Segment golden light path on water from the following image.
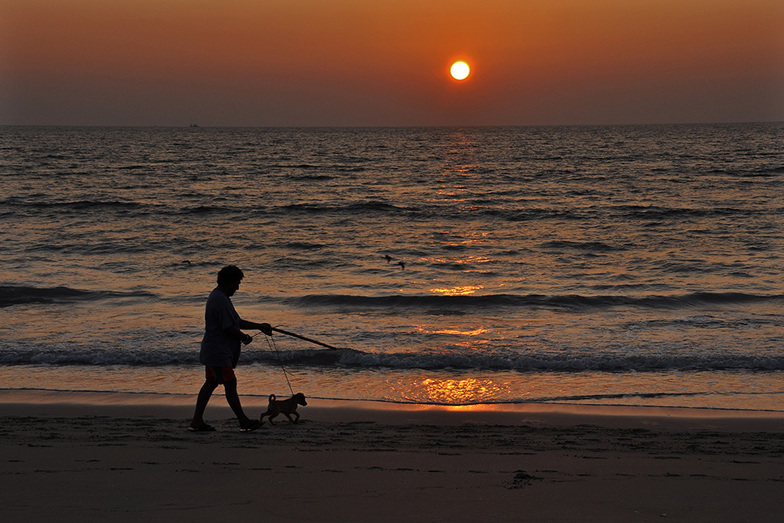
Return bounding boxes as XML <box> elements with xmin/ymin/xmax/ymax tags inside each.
<box><xmin>419</xmin><ymin>377</ymin><xmax>502</xmax><ymax>404</ymax></box>
<box><xmin>429</xmin><ymin>285</ymin><xmax>484</xmax><ymax>296</ymax></box>
<box><xmin>430</xmin><ymin>328</ymin><xmax>488</xmax><ymax>336</ymax></box>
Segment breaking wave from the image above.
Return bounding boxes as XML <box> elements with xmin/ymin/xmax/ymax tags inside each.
<box><xmin>285</xmin><ymin>292</ymin><xmax>784</xmax><ymax>312</ymax></box>
<box><xmin>2</xmin><ymin>344</ymin><xmax>783</xmax><ymax>372</ymax></box>
<box><xmin>0</xmin><ymin>285</ymin><xmax>156</xmax><ymax>307</ymax></box>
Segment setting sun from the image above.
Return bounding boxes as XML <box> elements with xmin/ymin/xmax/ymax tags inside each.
<box><xmin>450</xmin><ymin>61</ymin><xmax>470</xmax><ymax>81</ymax></box>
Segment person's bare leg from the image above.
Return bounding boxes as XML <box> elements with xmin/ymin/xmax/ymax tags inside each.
<box><xmin>224</xmin><ymin>380</ymin><xmax>259</xmax><ymax>430</ymax></box>
<box><xmin>191</xmin><ymin>379</ymin><xmax>218</xmax><ymax>429</ymax></box>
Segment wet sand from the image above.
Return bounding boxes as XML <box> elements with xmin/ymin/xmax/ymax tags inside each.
<box><xmin>1</xmin><ymin>391</ymin><xmax>783</xmax><ymax>522</ymax></box>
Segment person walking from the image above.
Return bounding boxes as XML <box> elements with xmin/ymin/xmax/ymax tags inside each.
<box><xmin>190</xmin><ymin>265</ymin><xmax>272</xmax><ymax>432</ymax></box>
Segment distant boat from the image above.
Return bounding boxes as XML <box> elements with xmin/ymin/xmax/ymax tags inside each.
<box><xmin>190</xmin><ymin>124</ymin><xmax>199</xmax><ymax>128</ymax></box>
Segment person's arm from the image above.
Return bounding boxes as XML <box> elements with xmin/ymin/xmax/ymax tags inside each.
<box><xmin>239</xmin><ymin>320</ymin><xmax>272</xmax><ymax>335</ymax></box>
<box><xmin>224</xmin><ymin>325</ymin><xmax>253</xmax><ymax>345</ymax></box>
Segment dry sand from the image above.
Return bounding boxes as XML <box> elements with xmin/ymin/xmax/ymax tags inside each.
<box><xmin>1</xmin><ymin>391</ymin><xmax>783</xmax><ymax>522</ymax></box>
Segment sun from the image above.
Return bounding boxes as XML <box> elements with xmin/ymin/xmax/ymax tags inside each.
<box><xmin>450</xmin><ymin>61</ymin><xmax>470</xmax><ymax>81</ymax></box>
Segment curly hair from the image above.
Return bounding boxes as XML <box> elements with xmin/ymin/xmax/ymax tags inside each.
<box><xmin>217</xmin><ymin>265</ymin><xmax>244</xmax><ymax>285</ymax></box>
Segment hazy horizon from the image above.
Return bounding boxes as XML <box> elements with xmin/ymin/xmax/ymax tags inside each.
<box><xmin>2</xmin><ymin>1</ymin><xmax>783</xmax><ymax>127</ymax></box>
<box><xmin>2</xmin><ymin>120</ymin><xmax>783</xmax><ymax>130</ymax></box>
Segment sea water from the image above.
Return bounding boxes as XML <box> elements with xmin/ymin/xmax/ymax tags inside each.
<box><xmin>1</xmin><ymin>124</ymin><xmax>783</xmax><ymax>411</ymax></box>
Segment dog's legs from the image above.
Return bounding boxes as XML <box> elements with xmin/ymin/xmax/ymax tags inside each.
<box><xmin>281</xmin><ymin>412</ymin><xmax>300</xmax><ymax>423</ymax></box>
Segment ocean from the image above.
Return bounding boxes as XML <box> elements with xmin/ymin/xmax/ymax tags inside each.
<box><xmin>1</xmin><ymin>124</ymin><xmax>783</xmax><ymax>411</ymax></box>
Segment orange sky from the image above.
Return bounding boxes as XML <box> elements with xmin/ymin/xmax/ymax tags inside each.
<box><xmin>1</xmin><ymin>0</ymin><xmax>782</xmax><ymax>126</ymax></box>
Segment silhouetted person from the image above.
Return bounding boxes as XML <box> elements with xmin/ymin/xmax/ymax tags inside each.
<box><xmin>190</xmin><ymin>265</ymin><xmax>272</xmax><ymax>432</ymax></box>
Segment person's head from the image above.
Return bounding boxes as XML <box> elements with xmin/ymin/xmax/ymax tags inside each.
<box><xmin>217</xmin><ymin>265</ymin><xmax>244</xmax><ymax>296</ymax></box>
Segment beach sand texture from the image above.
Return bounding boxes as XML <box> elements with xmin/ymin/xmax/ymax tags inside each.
<box><xmin>2</xmin><ymin>398</ymin><xmax>783</xmax><ymax>522</ymax></box>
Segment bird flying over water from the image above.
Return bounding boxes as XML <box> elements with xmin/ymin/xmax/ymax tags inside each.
<box><xmin>383</xmin><ymin>254</ymin><xmax>404</xmax><ymax>270</ymax></box>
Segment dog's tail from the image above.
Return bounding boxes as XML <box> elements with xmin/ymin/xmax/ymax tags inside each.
<box><xmin>268</xmin><ymin>394</ymin><xmax>276</xmax><ymax>402</ymax></box>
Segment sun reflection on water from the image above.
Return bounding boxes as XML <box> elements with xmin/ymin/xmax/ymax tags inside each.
<box><xmin>427</xmin><ymin>255</ymin><xmax>492</xmax><ymax>265</ymax></box>
<box><xmin>431</xmin><ymin>327</ymin><xmax>488</xmax><ymax>336</ymax></box>
<box><xmin>429</xmin><ymin>284</ymin><xmax>483</xmax><ymax>296</ymax></box>
<box><xmin>417</xmin><ymin>377</ymin><xmax>503</xmax><ymax>405</ymax></box>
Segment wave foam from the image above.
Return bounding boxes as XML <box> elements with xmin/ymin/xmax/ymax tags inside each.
<box><xmin>0</xmin><ymin>285</ymin><xmax>156</xmax><ymax>307</ymax></box>
<box><xmin>285</xmin><ymin>291</ymin><xmax>784</xmax><ymax>312</ymax></box>
<box><xmin>2</xmin><ymin>344</ymin><xmax>783</xmax><ymax>372</ymax></box>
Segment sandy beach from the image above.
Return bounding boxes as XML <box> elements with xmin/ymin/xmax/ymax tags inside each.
<box><xmin>0</xmin><ymin>391</ymin><xmax>782</xmax><ymax>522</ymax></box>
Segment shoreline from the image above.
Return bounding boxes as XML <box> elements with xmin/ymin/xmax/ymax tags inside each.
<box><xmin>2</xmin><ymin>388</ymin><xmax>783</xmax><ymax>431</ymax></box>
<box><xmin>2</xmin><ymin>390</ymin><xmax>784</xmax><ymax>520</ymax></box>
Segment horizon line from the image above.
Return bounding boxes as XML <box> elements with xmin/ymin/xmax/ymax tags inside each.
<box><xmin>2</xmin><ymin>120</ymin><xmax>782</xmax><ymax>130</ymax></box>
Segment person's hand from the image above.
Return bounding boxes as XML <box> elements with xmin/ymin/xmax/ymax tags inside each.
<box><xmin>260</xmin><ymin>323</ymin><xmax>273</xmax><ymax>336</ymax></box>
<box><xmin>242</xmin><ymin>333</ymin><xmax>253</xmax><ymax>345</ymax></box>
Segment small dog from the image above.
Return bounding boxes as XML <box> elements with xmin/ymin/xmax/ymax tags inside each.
<box><xmin>259</xmin><ymin>393</ymin><xmax>307</xmax><ymax>425</ymax></box>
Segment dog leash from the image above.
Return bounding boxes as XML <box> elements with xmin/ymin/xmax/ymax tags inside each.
<box><xmin>264</xmin><ymin>332</ymin><xmax>295</xmax><ymax>396</ymax></box>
